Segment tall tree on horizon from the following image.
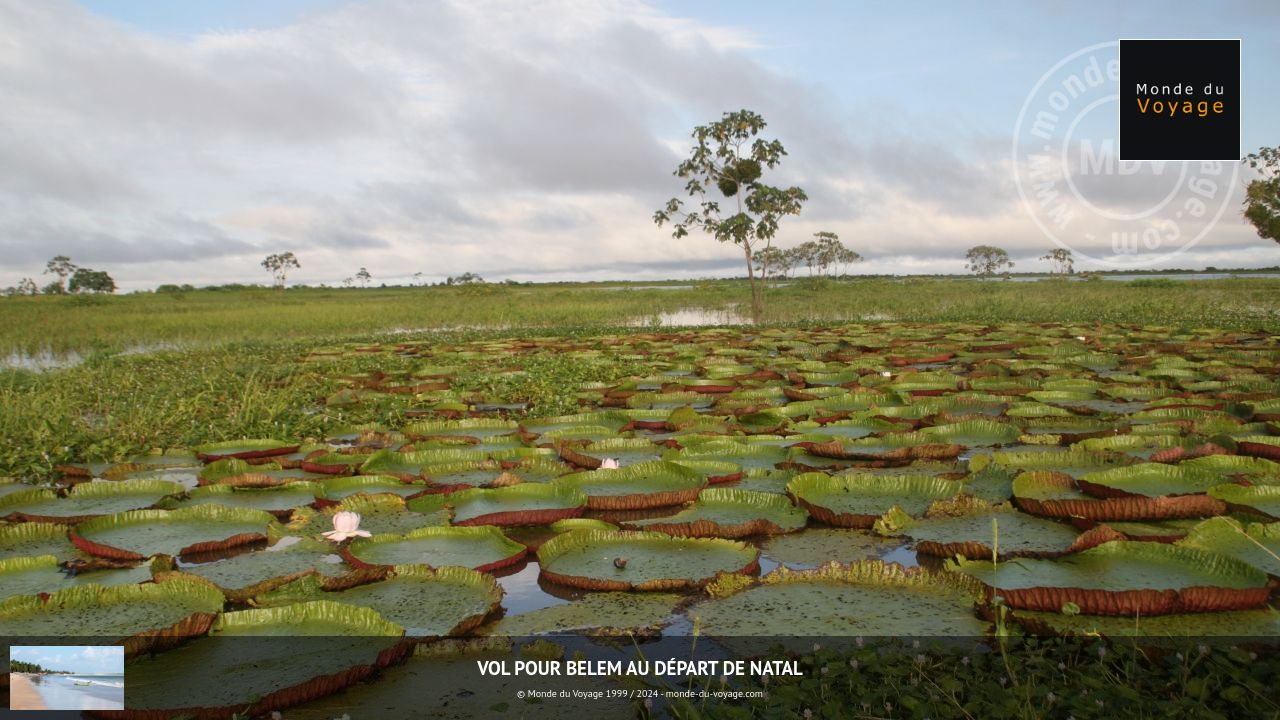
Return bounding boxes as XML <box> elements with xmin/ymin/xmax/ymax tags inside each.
<box><xmin>654</xmin><ymin>109</ymin><xmax>807</xmax><ymax>322</ymax></box>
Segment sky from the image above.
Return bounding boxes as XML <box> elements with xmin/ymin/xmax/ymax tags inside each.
<box><xmin>1</xmin><ymin>0</ymin><xmax>1278</xmax><ymax>291</ymax></box>
<box><xmin>10</xmin><ymin>645</ymin><xmax>124</xmax><ymax>675</ymax></box>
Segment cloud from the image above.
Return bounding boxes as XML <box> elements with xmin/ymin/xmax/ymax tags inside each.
<box><xmin>0</xmin><ymin>0</ymin><xmax>1273</xmax><ymax>291</ymax></box>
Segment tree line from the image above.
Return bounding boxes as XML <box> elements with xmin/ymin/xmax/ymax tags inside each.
<box><xmin>3</xmin><ymin>255</ymin><xmax>116</xmax><ymax>297</ymax></box>
<box><xmin>9</xmin><ymin>659</ymin><xmax>68</xmax><ymax>674</ymax></box>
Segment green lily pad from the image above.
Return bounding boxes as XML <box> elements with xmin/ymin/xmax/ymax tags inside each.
<box><xmin>786</xmin><ymin>472</ymin><xmax>961</xmax><ymax>528</ymax></box>
<box><xmin>688</xmin><ymin>561</ymin><xmax>987</xmax><ymax>638</ymax></box>
<box><xmin>761</xmin><ymin>529</ymin><xmax>902</xmax><ymax>569</ymax></box>
<box><xmin>0</xmin><ymin>575</ymin><xmax>224</xmax><ymax>639</ymax></box>
<box><xmin>537</xmin><ymin>529</ymin><xmax>758</xmax><ymax>591</ymax></box>
<box><xmin>950</xmin><ymin>540</ymin><xmax>1271</xmax><ymax>615</ymax></box>
<box><xmin>0</xmin><ymin>522</ymin><xmax>76</xmax><ymax>562</ymax></box>
<box><xmin>553</xmin><ymin>460</ymin><xmax>706</xmax><ymax>510</ymax></box>
<box><xmin>290</xmin><ymin>494</ymin><xmax>450</xmax><ymax>537</ymax></box>
<box><xmin>1177</xmin><ymin>517</ymin><xmax>1280</xmax><ymax>576</ymax></box>
<box><xmin>408</xmin><ymin>483</ymin><xmax>587</xmax><ymax>526</ymax></box>
<box><xmin>321</xmin><ymin>474</ymin><xmax>429</xmax><ymax>500</ymax></box>
<box><xmin>72</xmin><ymin>505</ymin><xmax>279</xmax><ymax>560</ymax></box>
<box><xmin>0</xmin><ymin>554</ymin><xmax>151</xmax><ymax>602</ymax></box>
<box><xmin>1209</xmin><ymin>484</ymin><xmax>1280</xmax><ymax>519</ymax></box>
<box><xmin>345</xmin><ymin>526</ymin><xmax>526</xmax><ymax>573</ymax></box>
<box><xmin>255</xmin><ymin>564</ymin><xmax>501</xmax><ymax>636</ymax></box>
<box><xmin>171</xmin><ymin>481</ymin><xmax>324</xmax><ymax>514</ymax></box>
<box><xmin>882</xmin><ymin>503</ymin><xmax>1084</xmax><ymax>559</ymax></box>
<box><xmin>917</xmin><ymin>420</ymin><xmax>1020</xmax><ymax>446</ymax></box>
<box><xmin>194</xmin><ymin>439</ymin><xmax>301</xmax><ymax>461</ymax></box>
<box><xmin>488</xmin><ymin>592</ymin><xmax>683</xmax><ymax>636</ymax></box>
<box><xmin>169</xmin><ymin>537</ymin><xmax>349</xmax><ymax>600</ymax></box>
<box><xmin>620</xmin><ymin>488</ymin><xmax>808</xmax><ymax>537</ymax></box>
<box><xmin>1013</xmin><ymin>606</ymin><xmax>1280</xmax><ymax>638</ymax></box>
<box><xmin>121</xmin><ymin>600</ymin><xmax>404</xmax><ymax>713</ymax></box>
<box><xmin>1079</xmin><ymin>463</ymin><xmax>1223</xmax><ymax>497</ymax></box>
<box><xmin>0</xmin><ymin>480</ymin><xmax>184</xmax><ymax>521</ymax></box>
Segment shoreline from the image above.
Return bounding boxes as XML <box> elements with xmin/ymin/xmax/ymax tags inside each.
<box><xmin>9</xmin><ymin>673</ymin><xmax>48</xmax><ymax>711</ymax></box>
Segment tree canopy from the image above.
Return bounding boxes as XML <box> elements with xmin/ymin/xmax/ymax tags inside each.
<box><xmin>1243</xmin><ymin>147</ymin><xmax>1280</xmax><ymax>244</ymax></box>
<box><xmin>654</xmin><ymin>109</ymin><xmax>807</xmax><ymax>321</ymax></box>
<box><xmin>965</xmin><ymin>245</ymin><xmax>1014</xmax><ymax>277</ymax></box>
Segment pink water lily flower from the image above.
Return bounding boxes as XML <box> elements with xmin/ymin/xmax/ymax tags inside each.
<box><xmin>601</xmin><ymin>458</ymin><xmax>620</xmax><ymax>469</ymax></box>
<box><xmin>322</xmin><ymin>511</ymin><xmax>372</xmax><ymax>542</ymax></box>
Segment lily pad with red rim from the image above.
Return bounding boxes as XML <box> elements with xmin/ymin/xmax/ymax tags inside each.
<box><xmin>552</xmin><ymin>460</ymin><xmax>707</xmax><ymax>510</ymax></box>
<box><xmin>343</xmin><ymin>526</ymin><xmax>527</xmax><ymax>573</ymax></box>
<box><xmin>786</xmin><ymin>472</ymin><xmax>962</xmax><ymax>528</ymax></box>
<box><xmin>536</xmin><ymin>529</ymin><xmax>759</xmax><ymax>591</ymax></box>
<box><xmin>194</xmin><ymin>439</ymin><xmax>301</xmax><ymax>462</ymax></box>
<box><xmin>71</xmin><ymin>505</ymin><xmax>280</xmax><ymax>561</ymax></box>
<box><xmin>407</xmin><ymin>483</ymin><xmax>587</xmax><ymax>527</ymax></box>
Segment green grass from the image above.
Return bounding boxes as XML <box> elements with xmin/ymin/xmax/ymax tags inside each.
<box><xmin>2</xmin><ymin>277</ymin><xmax>1278</xmax><ymax>358</ymax></box>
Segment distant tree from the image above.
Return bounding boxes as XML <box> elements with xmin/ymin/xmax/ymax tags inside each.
<box><xmin>753</xmin><ymin>246</ymin><xmax>788</xmax><ymax>279</ymax></box>
<box><xmin>355</xmin><ymin>267</ymin><xmax>372</xmax><ymax>287</ymax></box>
<box><xmin>835</xmin><ymin>246</ymin><xmax>864</xmax><ymax>275</ymax></box>
<box><xmin>156</xmin><ymin>284</ymin><xmax>194</xmax><ymax>293</ymax></box>
<box><xmin>5</xmin><ymin>278</ymin><xmax>40</xmax><ymax>297</ymax></box>
<box><xmin>68</xmin><ymin>268</ymin><xmax>116</xmax><ymax>294</ymax></box>
<box><xmin>654</xmin><ymin>109</ymin><xmax>807</xmax><ymax>322</ymax></box>
<box><xmin>793</xmin><ymin>240</ymin><xmax>820</xmax><ymax>276</ymax></box>
<box><xmin>261</xmin><ymin>252</ymin><xmax>300</xmax><ymax>290</ymax></box>
<box><xmin>43</xmin><ymin>255</ymin><xmax>77</xmax><ymax>294</ymax></box>
<box><xmin>1040</xmin><ymin>248</ymin><xmax>1074</xmax><ymax>274</ymax></box>
<box><xmin>446</xmin><ymin>272</ymin><xmax>485</xmax><ymax>285</ymax></box>
<box><xmin>1243</xmin><ymin>147</ymin><xmax>1280</xmax><ymax>244</ymax></box>
<box><xmin>342</xmin><ymin>277</ymin><xmax>354</xmax><ymax>288</ymax></box>
<box><xmin>965</xmin><ymin>245</ymin><xmax>1014</xmax><ymax>277</ymax></box>
<box><xmin>413</xmin><ymin>271</ymin><xmax>425</xmax><ymax>286</ymax></box>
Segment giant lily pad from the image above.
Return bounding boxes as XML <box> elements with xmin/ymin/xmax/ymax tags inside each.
<box><xmin>1013</xmin><ymin>606</ymin><xmax>1280</xmax><ymax>638</ymax></box>
<box><xmin>949</xmin><ymin>540</ymin><xmax>1272</xmax><ymax>615</ymax></box>
<box><xmin>786</xmin><ymin>472</ymin><xmax>961</xmax><ymax>528</ymax></box>
<box><xmin>407</xmin><ymin>483</ymin><xmax>587</xmax><ymax>526</ymax></box>
<box><xmin>195</xmin><ymin>439</ymin><xmax>301</xmax><ymax>461</ymax></box>
<box><xmin>0</xmin><ymin>479</ymin><xmax>184</xmax><ymax>523</ymax></box>
<box><xmin>0</xmin><ymin>576</ymin><xmax>224</xmax><ymax>652</ymax></box>
<box><xmin>169</xmin><ymin>481</ymin><xmax>324</xmax><ymax>517</ymax></box>
<box><xmin>1177</xmin><ymin>516</ymin><xmax>1280</xmax><ymax>576</ymax></box>
<box><xmin>0</xmin><ymin>522</ymin><xmax>76</xmax><ymax>562</ymax></box>
<box><xmin>121</xmin><ymin>600</ymin><xmax>405</xmax><ymax>716</ymax></box>
<box><xmin>620</xmin><ymin>488</ymin><xmax>808</xmax><ymax>538</ymax></box>
<box><xmin>161</xmin><ymin>537</ymin><xmax>350</xmax><ymax>601</ymax></box>
<box><xmin>688</xmin><ymin>561</ymin><xmax>987</xmax><ymax>638</ymax></box>
<box><xmin>290</xmin><ymin>494</ymin><xmax>450</xmax><ymax>537</ymax></box>
<box><xmin>343</xmin><ymin>526</ymin><xmax>526</xmax><ymax>573</ymax></box>
<box><xmin>1078</xmin><ymin>463</ymin><xmax>1223</xmax><ymax>498</ymax></box>
<box><xmin>255</xmin><ymin>565</ymin><xmax>501</xmax><ymax>636</ymax></box>
<box><xmin>71</xmin><ymin>505</ymin><xmax>279</xmax><ymax>561</ymax></box>
<box><xmin>553</xmin><ymin>460</ymin><xmax>707</xmax><ymax>510</ymax></box>
<box><xmin>917</xmin><ymin>420</ymin><xmax>1020</xmax><ymax>446</ymax></box>
<box><xmin>1013</xmin><ymin>470</ymin><xmax>1226</xmax><ymax>521</ymax></box>
<box><xmin>879</xmin><ymin>501</ymin><xmax>1089</xmax><ymax>559</ymax></box>
<box><xmin>761</xmin><ymin>529</ymin><xmax>902</xmax><ymax>569</ymax></box>
<box><xmin>537</xmin><ymin>530</ymin><xmax>759</xmax><ymax>591</ymax></box>
<box><xmin>1209</xmin><ymin>483</ymin><xmax>1280</xmax><ymax>519</ymax></box>
<box><xmin>0</xmin><ymin>554</ymin><xmax>151</xmax><ymax>602</ymax></box>
<box><xmin>322</xmin><ymin>475</ymin><xmax>429</xmax><ymax>500</ymax></box>
<box><xmin>487</xmin><ymin>592</ymin><xmax>683</xmax><ymax>636</ymax></box>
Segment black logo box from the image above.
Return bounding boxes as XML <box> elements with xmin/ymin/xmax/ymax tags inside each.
<box><xmin>1119</xmin><ymin>39</ymin><xmax>1240</xmax><ymax>162</ymax></box>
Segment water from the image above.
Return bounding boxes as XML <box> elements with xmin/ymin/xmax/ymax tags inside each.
<box><xmin>628</xmin><ymin>308</ymin><xmax>750</xmax><ymax>327</ymax></box>
<box><xmin>22</xmin><ymin>673</ymin><xmax>125</xmax><ymax>710</ymax></box>
<box><xmin>1001</xmin><ymin>272</ymin><xmax>1280</xmax><ymax>282</ymax></box>
<box><xmin>2</xmin><ymin>342</ymin><xmax>186</xmax><ymax>372</ymax></box>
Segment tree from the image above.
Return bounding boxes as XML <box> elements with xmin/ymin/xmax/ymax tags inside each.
<box><xmin>43</xmin><ymin>255</ymin><xmax>77</xmax><ymax>294</ymax></box>
<box><xmin>1040</xmin><ymin>248</ymin><xmax>1074</xmax><ymax>274</ymax></box>
<box><xmin>261</xmin><ymin>252</ymin><xmax>300</xmax><ymax>290</ymax></box>
<box><xmin>413</xmin><ymin>271</ymin><xmax>424</xmax><ymax>286</ymax></box>
<box><xmin>964</xmin><ymin>245</ymin><xmax>1014</xmax><ymax>277</ymax></box>
<box><xmin>342</xmin><ymin>277</ymin><xmax>354</xmax><ymax>288</ymax></box>
<box><xmin>446</xmin><ymin>272</ymin><xmax>485</xmax><ymax>285</ymax></box>
<box><xmin>753</xmin><ymin>246</ymin><xmax>788</xmax><ymax>279</ymax></box>
<box><xmin>654</xmin><ymin>109</ymin><xmax>807</xmax><ymax>322</ymax></box>
<box><xmin>355</xmin><ymin>267</ymin><xmax>372</xmax><ymax>287</ymax></box>
<box><xmin>1243</xmin><ymin>147</ymin><xmax>1280</xmax><ymax>244</ymax></box>
<box><xmin>68</xmin><ymin>268</ymin><xmax>116</xmax><ymax>294</ymax></box>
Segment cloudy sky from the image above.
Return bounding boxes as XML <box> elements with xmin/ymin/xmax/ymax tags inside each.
<box><xmin>2</xmin><ymin>0</ymin><xmax>1278</xmax><ymax>291</ymax></box>
<box><xmin>11</xmin><ymin>645</ymin><xmax>123</xmax><ymax>674</ymax></box>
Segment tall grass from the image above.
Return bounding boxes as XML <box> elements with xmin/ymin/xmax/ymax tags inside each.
<box><xmin>1</xmin><ymin>278</ymin><xmax>1277</xmax><ymax>358</ymax></box>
